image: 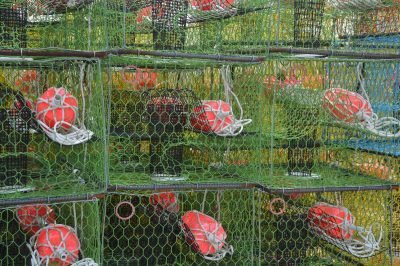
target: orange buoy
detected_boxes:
[323,88,373,123]
[16,205,56,235]
[34,224,80,266]
[308,202,354,240]
[36,87,78,131]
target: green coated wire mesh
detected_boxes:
[0,58,106,199]
[257,187,395,265]
[102,189,257,265]
[106,56,264,186]
[105,56,399,189]
[0,198,101,265]
[0,0,106,50]
[263,58,399,189]
[0,187,395,265]
[0,0,399,264]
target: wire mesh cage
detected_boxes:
[255,0,400,56]
[257,187,395,265]
[261,58,399,189]
[102,188,257,265]
[0,58,106,199]
[104,0,273,54]
[107,57,264,186]
[0,1,28,49]
[0,0,107,50]
[293,0,326,48]
[0,198,101,265]
[152,0,188,50]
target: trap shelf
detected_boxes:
[109,163,396,189]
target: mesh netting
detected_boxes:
[0,1,27,49]
[293,0,326,48]
[0,199,101,265]
[258,188,395,265]
[0,0,399,264]
[102,189,256,265]
[0,58,106,199]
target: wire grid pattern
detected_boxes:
[105,56,399,189]
[265,58,399,189]
[0,198,101,265]
[102,189,257,265]
[257,188,395,265]
[0,0,106,50]
[107,57,264,186]
[0,58,106,200]
[0,1,28,49]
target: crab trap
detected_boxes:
[0,197,101,265]
[245,0,399,55]
[102,188,257,265]
[257,186,396,265]
[0,0,107,50]
[106,56,265,186]
[0,58,106,199]
[262,57,399,189]
[104,0,272,54]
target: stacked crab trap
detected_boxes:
[0,0,399,265]
[0,59,106,199]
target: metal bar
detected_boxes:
[111,49,265,62]
[268,47,400,59]
[229,47,400,59]
[0,193,106,207]
[0,49,107,58]
[108,183,256,192]
[0,47,399,60]
[256,184,400,194]
[0,49,265,63]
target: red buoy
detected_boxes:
[190,100,234,134]
[308,203,354,240]
[36,87,78,131]
[182,210,231,259]
[323,88,373,123]
[16,205,56,235]
[149,192,179,213]
[35,224,80,266]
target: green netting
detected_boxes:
[0,58,106,199]
[102,189,257,265]
[0,187,395,265]
[0,198,101,265]
[0,0,107,50]
[106,56,265,186]
[105,56,399,189]
[257,188,395,265]
[0,0,399,264]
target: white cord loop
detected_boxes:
[308,202,382,258]
[324,63,400,138]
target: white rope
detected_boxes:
[308,203,382,258]
[36,85,93,145]
[198,65,251,137]
[355,63,400,138]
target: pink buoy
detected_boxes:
[308,202,355,240]
[323,88,373,123]
[190,100,235,135]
